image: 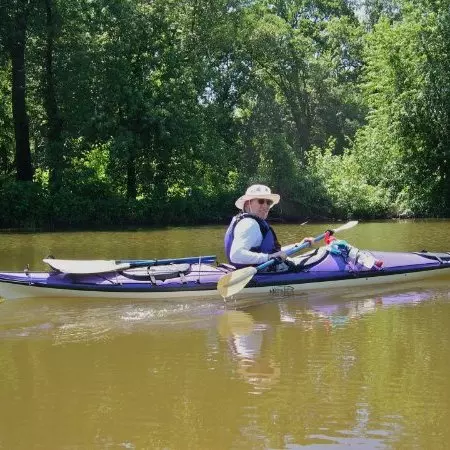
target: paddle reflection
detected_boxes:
[217,310,280,393]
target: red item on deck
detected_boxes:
[324,231,336,245]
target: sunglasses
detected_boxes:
[256,198,273,206]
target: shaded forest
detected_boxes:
[1,0,449,229]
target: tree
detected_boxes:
[42,0,64,191]
[1,0,34,181]
[352,1,450,216]
[236,0,364,161]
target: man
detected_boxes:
[224,184,313,269]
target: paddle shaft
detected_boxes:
[116,255,216,267]
[255,221,357,272]
[43,255,217,275]
[255,234,325,271]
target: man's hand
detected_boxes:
[269,251,287,261]
[300,237,315,246]
[324,230,336,245]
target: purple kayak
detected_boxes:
[0,249,449,301]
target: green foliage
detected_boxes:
[0,63,14,174]
[0,0,449,230]
[50,178,129,229]
[140,188,236,226]
[0,179,49,229]
[239,0,364,158]
[308,141,392,218]
[351,5,450,217]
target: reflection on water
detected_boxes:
[217,310,281,393]
[0,297,224,344]
[1,283,450,449]
[216,284,450,448]
[1,222,450,450]
[277,283,450,331]
[1,279,449,345]
[216,281,450,400]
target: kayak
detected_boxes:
[0,249,449,301]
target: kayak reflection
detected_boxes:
[218,284,449,391]
[280,284,449,330]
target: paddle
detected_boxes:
[43,255,216,275]
[116,256,216,266]
[217,221,358,298]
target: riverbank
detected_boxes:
[2,179,448,233]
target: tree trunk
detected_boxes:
[10,4,33,181]
[44,0,64,191]
[126,145,137,200]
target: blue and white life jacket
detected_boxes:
[224,213,281,267]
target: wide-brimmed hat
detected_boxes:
[235,184,280,210]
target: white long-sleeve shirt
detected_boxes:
[229,217,296,265]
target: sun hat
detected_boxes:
[235,184,280,210]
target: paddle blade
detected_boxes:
[217,266,257,298]
[333,220,358,233]
[43,258,131,274]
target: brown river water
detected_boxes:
[0,220,450,449]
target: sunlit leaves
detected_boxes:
[352,2,450,215]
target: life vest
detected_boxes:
[224,213,281,267]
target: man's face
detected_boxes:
[247,198,273,220]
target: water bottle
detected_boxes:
[348,247,376,269]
